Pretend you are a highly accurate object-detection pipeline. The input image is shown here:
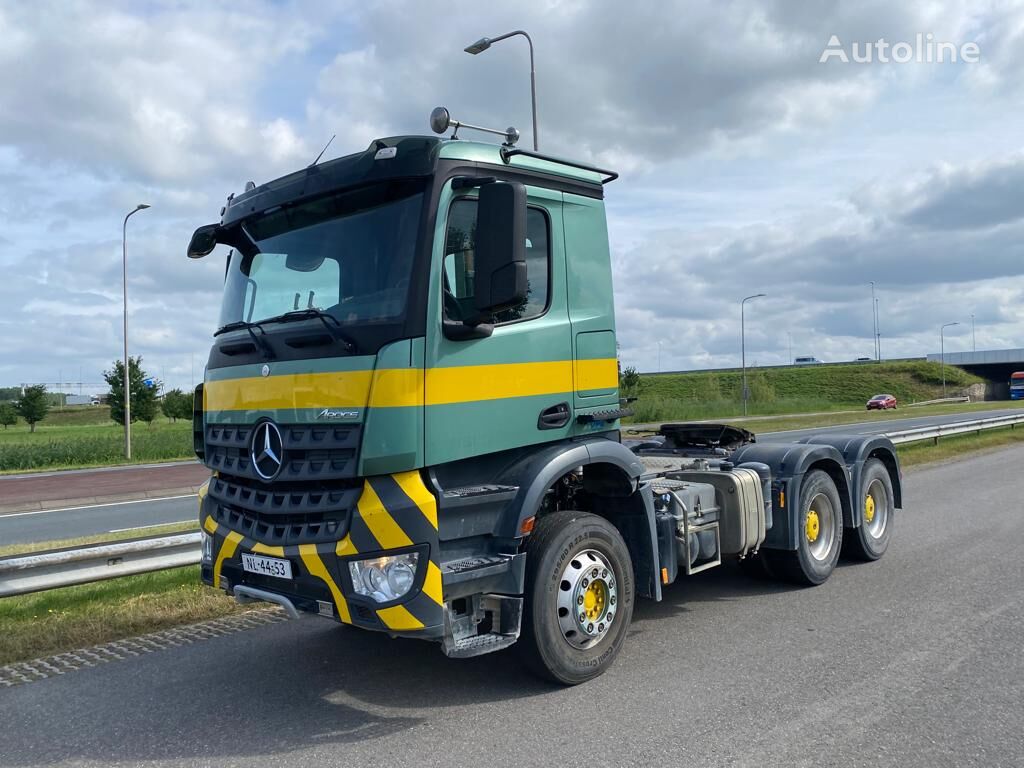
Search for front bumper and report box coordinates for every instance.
[200,470,445,639]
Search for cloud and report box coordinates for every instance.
[1,0,1023,391]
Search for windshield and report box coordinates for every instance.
[218,180,424,332]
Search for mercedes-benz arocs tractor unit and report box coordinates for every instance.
[188,107,902,685]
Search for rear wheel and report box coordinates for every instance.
[843,458,894,561]
[519,510,634,685]
[767,470,843,586]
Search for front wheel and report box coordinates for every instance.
[767,470,843,586]
[519,511,634,685]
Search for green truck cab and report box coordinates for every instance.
[189,115,902,684]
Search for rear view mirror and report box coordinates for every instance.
[187,224,220,259]
[473,182,527,317]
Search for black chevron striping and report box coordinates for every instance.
[370,475,439,546]
[403,590,444,628]
[347,512,383,553]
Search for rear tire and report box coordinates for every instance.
[767,470,843,586]
[518,510,634,685]
[843,458,894,561]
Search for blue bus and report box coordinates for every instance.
[1011,371,1024,400]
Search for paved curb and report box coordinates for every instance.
[0,486,202,517]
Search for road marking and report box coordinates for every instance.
[0,494,197,519]
[108,520,194,533]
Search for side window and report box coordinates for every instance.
[442,198,550,324]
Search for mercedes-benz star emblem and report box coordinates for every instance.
[251,421,284,480]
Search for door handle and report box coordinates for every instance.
[538,402,571,430]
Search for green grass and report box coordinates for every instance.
[0,567,249,667]
[624,360,985,423]
[0,419,192,472]
[896,425,1024,467]
[0,521,199,558]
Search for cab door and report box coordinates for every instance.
[423,182,572,466]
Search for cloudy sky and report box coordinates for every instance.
[1,0,1022,392]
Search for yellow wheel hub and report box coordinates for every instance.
[805,510,820,543]
[583,580,607,621]
[864,495,876,524]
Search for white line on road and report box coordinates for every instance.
[109,520,194,533]
[0,494,197,519]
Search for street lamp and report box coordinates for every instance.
[869,282,878,361]
[123,203,151,460]
[741,294,766,416]
[971,313,976,352]
[464,30,539,151]
[940,321,960,398]
[657,340,662,373]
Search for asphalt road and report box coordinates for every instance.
[3,445,1023,766]
[2,406,1020,548]
[0,496,197,547]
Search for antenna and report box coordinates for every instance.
[310,134,336,167]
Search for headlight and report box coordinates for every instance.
[201,532,213,564]
[348,552,420,603]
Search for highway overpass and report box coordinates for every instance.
[927,348,1024,398]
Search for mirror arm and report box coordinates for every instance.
[442,319,493,341]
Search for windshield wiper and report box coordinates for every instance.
[213,320,276,359]
[259,309,358,353]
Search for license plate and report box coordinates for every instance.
[241,553,293,580]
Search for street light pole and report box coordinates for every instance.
[940,321,960,398]
[971,313,976,352]
[464,30,538,151]
[869,282,878,361]
[741,294,766,416]
[657,340,662,373]
[875,297,881,361]
[122,203,151,460]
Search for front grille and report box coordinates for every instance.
[207,475,361,546]
[204,422,361,482]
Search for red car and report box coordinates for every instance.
[867,394,897,410]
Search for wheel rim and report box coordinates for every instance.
[805,492,836,561]
[863,478,888,539]
[556,549,618,650]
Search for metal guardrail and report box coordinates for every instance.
[3,412,1023,598]
[0,532,200,598]
[906,396,971,407]
[884,413,1024,445]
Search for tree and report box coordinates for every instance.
[15,385,49,432]
[619,366,641,399]
[0,402,17,429]
[104,357,160,426]
[161,388,193,422]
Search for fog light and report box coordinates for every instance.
[348,552,420,603]
[201,532,213,564]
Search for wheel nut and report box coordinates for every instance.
[587,623,594,633]
[602,569,608,578]
[581,578,589,588]
[579,613,586,623]
[598,623,605,632]
[607,612,613,621]
[610,595,616,605]
[591,568,599,578]
[577,595,584,605]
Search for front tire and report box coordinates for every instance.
[519,511,634,685]
[767,470,843,586]
[843,458,894,561]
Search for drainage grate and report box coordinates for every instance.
[0,609,287,688]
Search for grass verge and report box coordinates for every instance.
[625,399,1024,434]
[0,566,249,667]
[0,521,199,558]
[0,419,192,473]
[895,425,1024,467]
